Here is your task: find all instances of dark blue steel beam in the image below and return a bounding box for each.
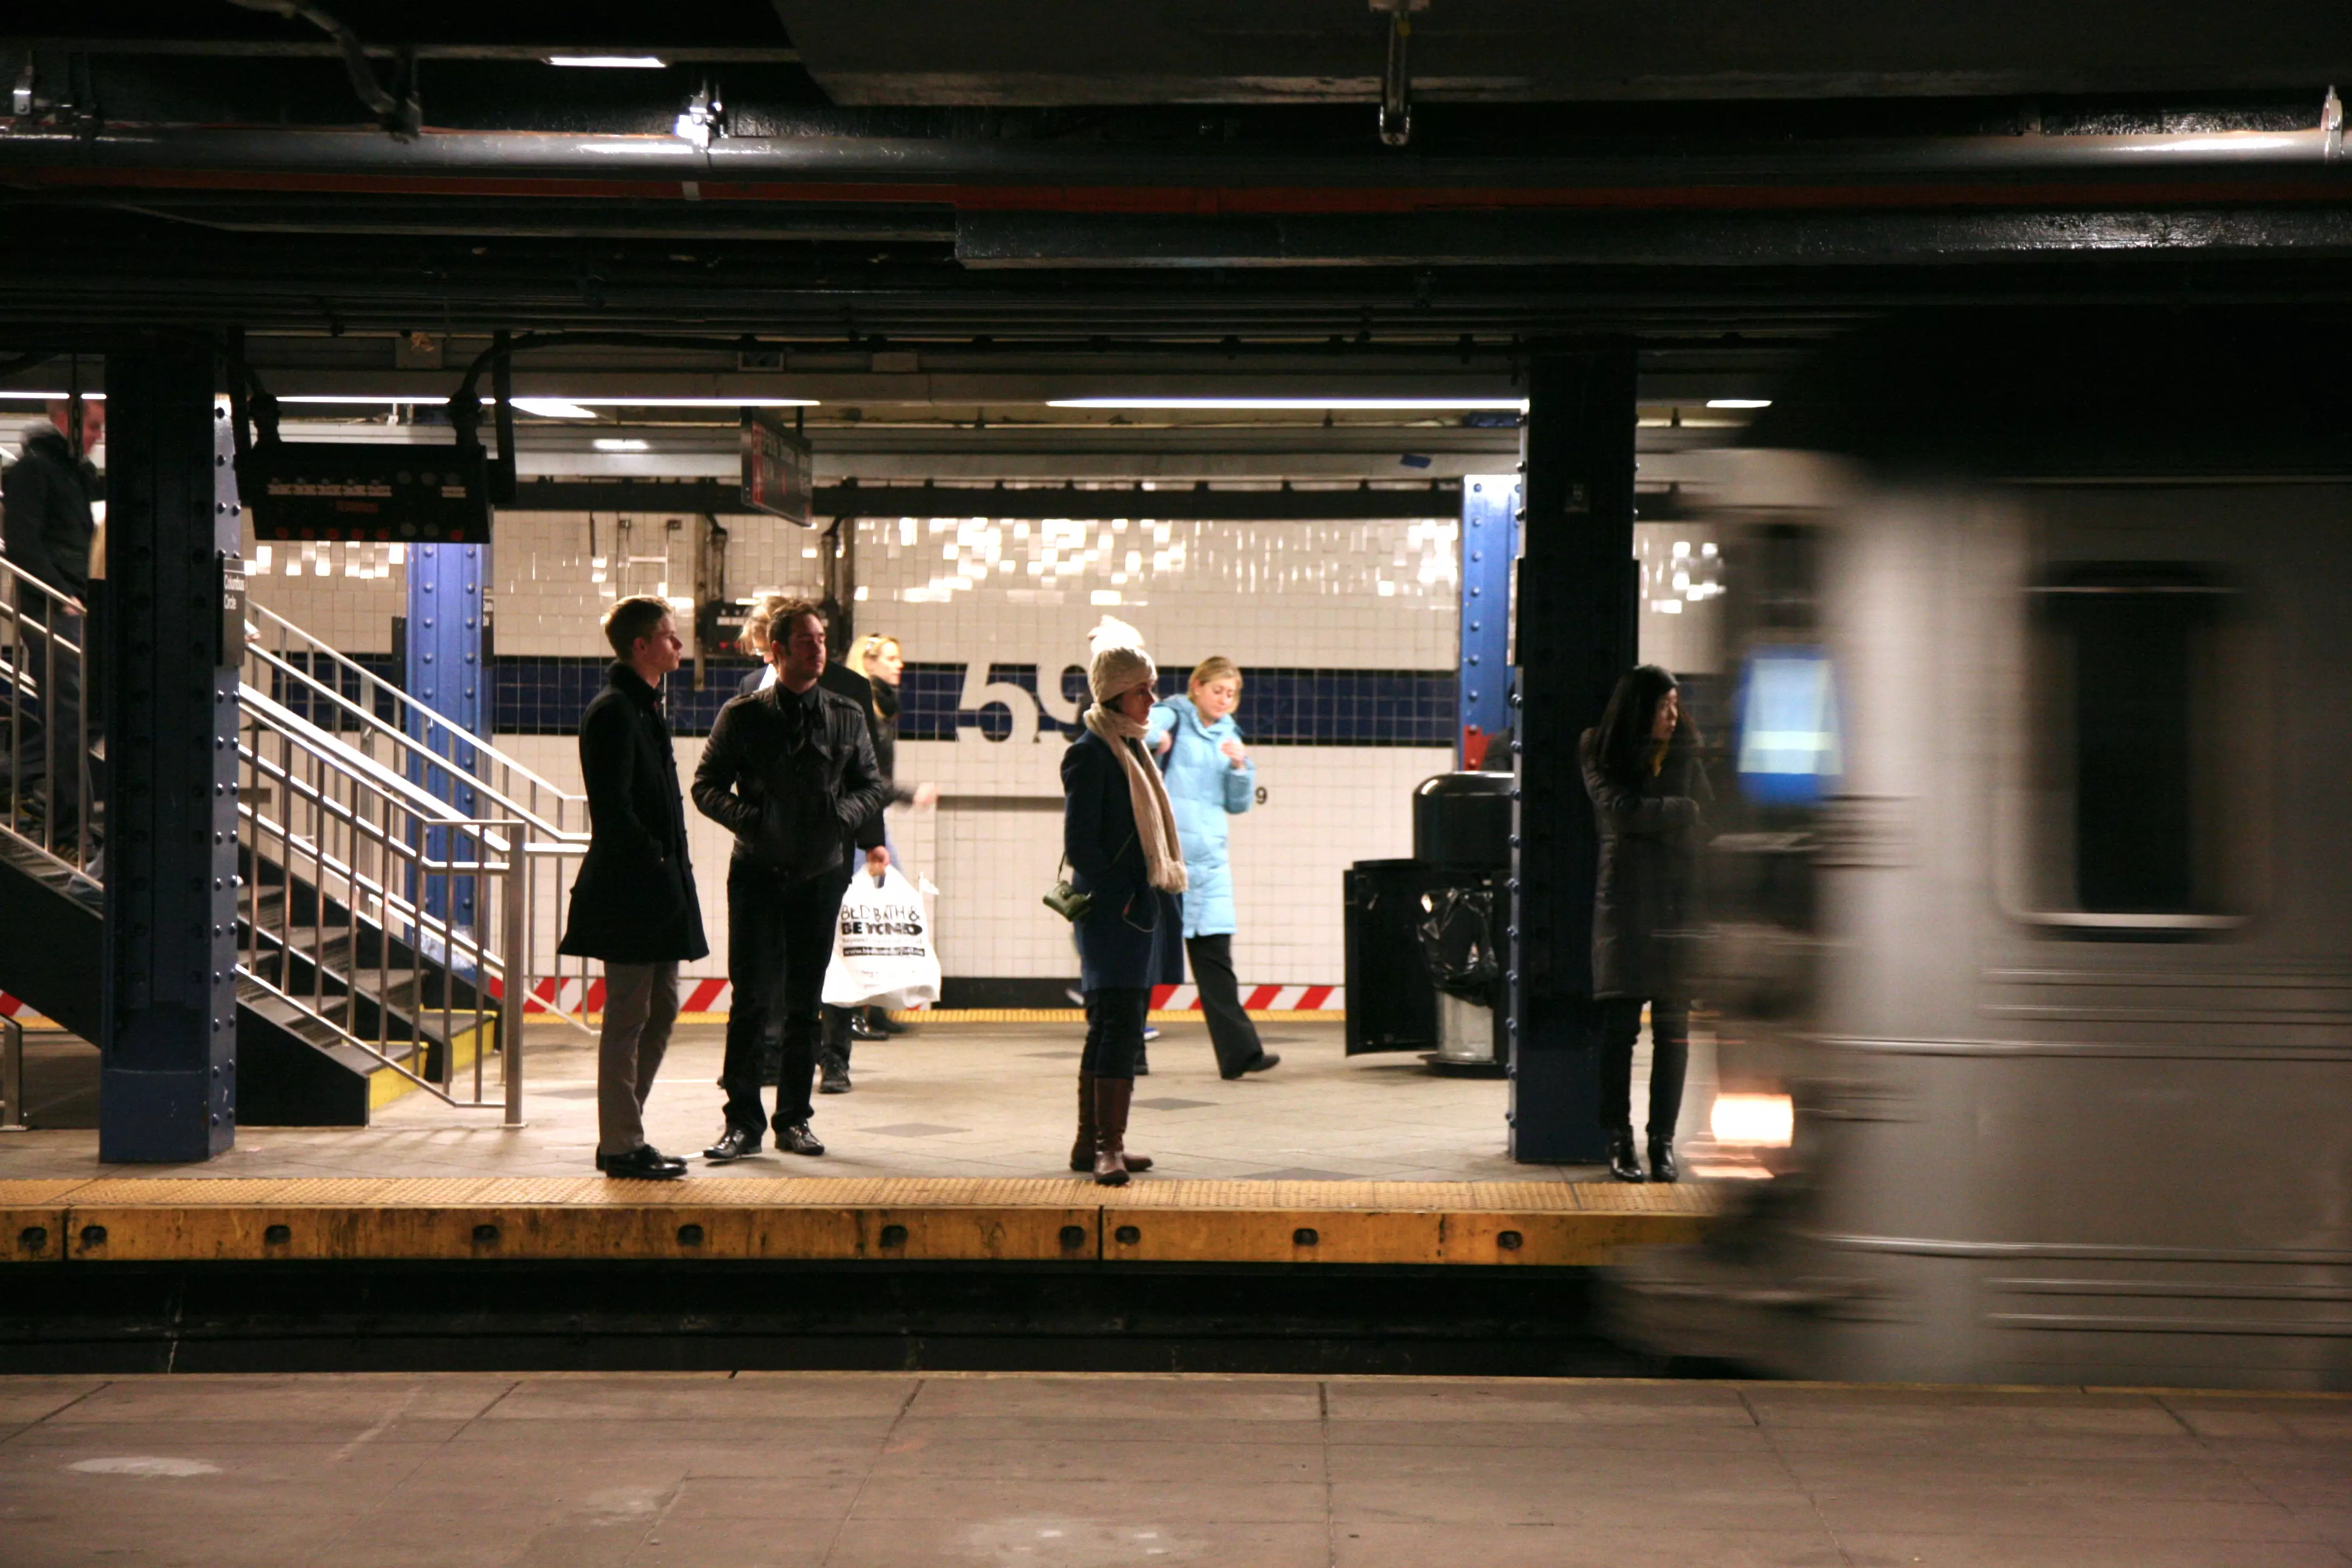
[404,543,487,930]
[1457,473,1518,767]
[1507,345,1639,1165]
[99,346,240,1163]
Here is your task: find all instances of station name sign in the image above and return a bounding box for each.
[236,441,492,543]
[739,409,813,526]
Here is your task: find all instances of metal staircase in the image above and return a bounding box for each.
[1,558,592,1126]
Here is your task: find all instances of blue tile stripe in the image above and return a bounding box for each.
[482,656,1454,746]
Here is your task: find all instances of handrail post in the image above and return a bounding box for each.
[1,1014,27,1132]
[501,821,527,1129]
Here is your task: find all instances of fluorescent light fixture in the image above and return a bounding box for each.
[1705,398,1773,409]
[1049,396,1527,411]
[544,55,668,69]
[591,437,650,452]
[269,395,817,408]
[0,390,105,400]
[512,398,597,419]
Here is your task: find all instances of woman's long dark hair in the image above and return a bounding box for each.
[1590,664,1685,789]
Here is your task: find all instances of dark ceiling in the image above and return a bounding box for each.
[0,5,2347,348]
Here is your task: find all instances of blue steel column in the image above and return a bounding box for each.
[1458,474,1520,766]
[99,347,239,1162]
[1508,345,1639,1164]
[405,542,485,928]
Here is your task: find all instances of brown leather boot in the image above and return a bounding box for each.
[1092,1075,1135,1186]
[1072,1070,1150,1174]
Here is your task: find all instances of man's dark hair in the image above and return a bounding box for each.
[760,596,825,655]
[602,594,673,659]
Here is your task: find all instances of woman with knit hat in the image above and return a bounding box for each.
[1061,640,1187,1184]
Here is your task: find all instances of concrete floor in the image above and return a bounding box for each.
[0,1019,1755,1183]
[0,1371,2344,1567]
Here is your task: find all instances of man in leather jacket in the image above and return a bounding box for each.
[692,599,888,1159]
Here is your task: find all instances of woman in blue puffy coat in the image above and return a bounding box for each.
[1147,656,1282,1080]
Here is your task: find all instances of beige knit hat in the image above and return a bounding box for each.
[1088,644,1157,706]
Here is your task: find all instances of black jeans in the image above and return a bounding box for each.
[722,861,850,1137]
[1080,987,1150,1081]
[1185,934,1265,1077]
[1597,995,1690,1139]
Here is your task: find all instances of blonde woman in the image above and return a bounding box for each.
[1145,656,1279,1079]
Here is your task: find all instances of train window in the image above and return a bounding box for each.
[2023,562,2250,934]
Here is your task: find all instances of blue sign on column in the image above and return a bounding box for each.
[405,542,485,933]
[1459,474,1520,770]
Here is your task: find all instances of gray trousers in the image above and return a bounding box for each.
[598,961,681,1157]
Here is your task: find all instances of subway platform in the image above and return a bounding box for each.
[1,1371,2345,1567]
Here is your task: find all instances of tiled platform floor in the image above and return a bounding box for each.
[1,1371,2344,1567]
[0,1020,1751,1184]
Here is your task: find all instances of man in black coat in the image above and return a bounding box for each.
[694,599,888,1160]
[558,596,709,1180]
[732,605,895,1091]
[2,407,101,823]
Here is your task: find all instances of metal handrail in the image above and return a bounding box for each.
[243,597,599,1032]
[236,688,529,1119]
[0,554,98,880]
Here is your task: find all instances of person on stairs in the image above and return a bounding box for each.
[559,596,707,1181]
[1061,641,1187,1184]
[1146,655,1280,1081]
[1580,664,1711,1183]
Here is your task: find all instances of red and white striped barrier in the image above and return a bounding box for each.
[0,993,49,1026]
[524,977,1342,1018]
[1151,984,1341,1013]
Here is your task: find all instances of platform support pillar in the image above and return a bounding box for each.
[404,542,486,927]
[99,345,240,1163]
[1458,474,1520,769]
[1508,344,1638,1164]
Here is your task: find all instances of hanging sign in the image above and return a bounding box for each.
[739,409,813,526]
[235,441,492,543]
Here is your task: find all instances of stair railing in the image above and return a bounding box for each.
[236,685,526,1120]
[0,555,99,883]
[241,600,598,1035]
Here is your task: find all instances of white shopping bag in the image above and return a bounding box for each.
[821,864,943,1010]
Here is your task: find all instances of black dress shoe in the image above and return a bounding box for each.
[704,1126,762,1163]
[1647,1136,1680,1184]
[820,1060,852,1094]
[867,1007,906,1035]
[848,1014,886,1041]
[777,1122,825,1157]
[1242,1052,1282,1075]
[1608,1126,1647,1183]
[602,1145,687,1181]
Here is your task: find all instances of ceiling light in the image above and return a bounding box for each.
[1705,398,1773,409]
[544,55,667,69]
[0,390,105,400]
[592,437,650,452]
[1049,397,1527,411]
[268,395,818,408]
[512,398,597,419]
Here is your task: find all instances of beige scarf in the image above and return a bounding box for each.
[1083,703,1190,894]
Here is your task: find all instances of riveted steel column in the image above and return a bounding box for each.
[1458,473,1520,767]
[99,346,240,1163]
[1508,345,1637,1164]
[405,542,485,928]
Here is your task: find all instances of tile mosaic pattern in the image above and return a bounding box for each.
[897,663,1456,747]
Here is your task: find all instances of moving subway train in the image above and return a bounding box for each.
[1610,320,2352,1391]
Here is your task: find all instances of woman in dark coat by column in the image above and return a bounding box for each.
[1061,642,1187,1185]
[1580,664,1710,1183]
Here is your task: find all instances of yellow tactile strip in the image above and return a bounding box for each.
[0,1175,1719,1267]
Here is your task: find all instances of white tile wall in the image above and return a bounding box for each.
[251,511,1465,988]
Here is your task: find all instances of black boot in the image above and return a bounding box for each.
[1646,1133,1679,1184]
[1608,1126,1646,1182]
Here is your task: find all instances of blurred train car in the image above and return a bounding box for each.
[1609,317,2352,1390]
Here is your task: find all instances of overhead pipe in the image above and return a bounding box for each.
[0,117,2346,212]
